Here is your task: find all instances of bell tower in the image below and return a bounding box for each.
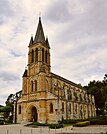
[27,17,51,76]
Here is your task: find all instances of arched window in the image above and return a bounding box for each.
[62,102,64,113]
[31,50,34,63]
[84,93,87,102]
[31,81,33,92]
[74,92,78,101]
[42,48,44,62]
[80,94,82,101]
[75,104,78,114]
[50,103,53,113]
[68,90,72,100]
[45,50,47,63]
[18,105,21,114]
[35,80,37,91]
[69,103,71,113]
[35,48,38,62]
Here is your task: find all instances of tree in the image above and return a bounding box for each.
[0,106,12,122]
[84,74,107,115]
[5,94,13,104]
[104,74,107,82]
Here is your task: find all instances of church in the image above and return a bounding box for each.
[14,17,96,124]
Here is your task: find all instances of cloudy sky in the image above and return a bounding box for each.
[0,0,107,105]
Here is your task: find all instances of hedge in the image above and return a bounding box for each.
[73,121,90,127]
[90,120,107,125]
[0,121,4,125]
[89,116,107,125]
[59,119,87,124]
[49,124,63,129]
[25,122,49,127]
[25,122,38,127]
[37,123,48,126]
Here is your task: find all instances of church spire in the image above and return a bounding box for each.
[34,17,45,44]
[45,36,50,49]
[29,35,33,46]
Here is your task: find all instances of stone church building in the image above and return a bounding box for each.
[14,17,96,124]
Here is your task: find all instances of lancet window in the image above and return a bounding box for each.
[50,103,53,113]
[18,105,21,114]
[45,50,48,63]
[31,81,33,92]
[62,102,64,113]
[31,50,34,63]
[42,48,44,62]
[35,48,38,61]
[35,80,37,91]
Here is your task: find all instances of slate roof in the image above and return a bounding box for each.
[27,17,50,49]
[29,36,33,46]
[45,37,50,49]
[51,73,84,90]
[22,69,27,77]
[34,17,46,44]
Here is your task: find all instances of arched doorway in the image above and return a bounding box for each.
[31,106,38,122]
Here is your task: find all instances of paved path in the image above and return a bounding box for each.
[0,124,107,134]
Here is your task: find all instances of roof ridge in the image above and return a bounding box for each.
[51,72,84,90]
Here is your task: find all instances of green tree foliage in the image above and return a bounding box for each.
[105,101,107,115]
[5,94,13,104]
[0,106,12,121]
[84,74,107,115]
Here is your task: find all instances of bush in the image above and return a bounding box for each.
[49,124,63,129]
[73,121,90,127]
[59,119,87,124]
[6,120,13,124]
[32,122,39,126]
[38,123,48,126]
[25,122,38,127]
[89,115,107,125]
[90,115,107,120]
[0,121,4,125]
[63,119,78,124]
[90,120,107,125]
[25,122,49,127]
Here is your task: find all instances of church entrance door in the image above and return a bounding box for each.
[31,106,38,122]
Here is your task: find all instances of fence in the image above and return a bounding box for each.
[5,126,71,134]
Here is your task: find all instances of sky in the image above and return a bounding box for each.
[0,0,107,105]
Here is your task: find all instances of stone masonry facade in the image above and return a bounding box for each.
[14,17,96,124]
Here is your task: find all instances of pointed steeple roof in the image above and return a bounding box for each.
[22,68,27,77]
[34,17,45,44]
[29,35,33,46]
[45,36,50,49]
